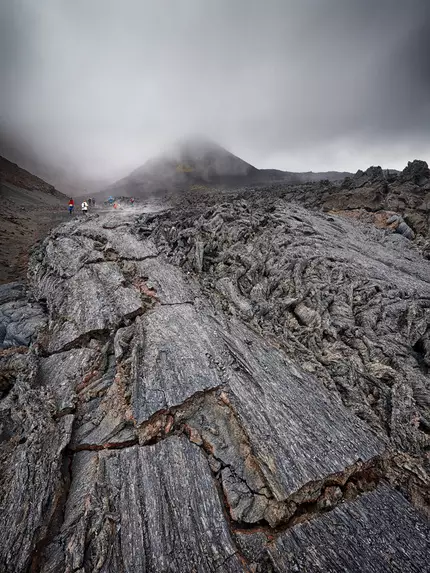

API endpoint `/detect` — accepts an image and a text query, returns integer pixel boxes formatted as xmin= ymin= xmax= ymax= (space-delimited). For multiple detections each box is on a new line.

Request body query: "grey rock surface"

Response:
xmin=322 ymin=160 xmax=430 ymax=236
xmin=40 ymin=438 xmax=246 ymax=573
xmin=30 ymin=255 xmax=143 ymax=353
xmin=0 ymin=189 xmax=429 ymax=572
xmin=221 ymin=319 xmax=384 ymax=501
xmin=131 ymin=304 xmax=225 ymax=424
xmin=150 ymin=193 xmax=430 ymax=486
xmin=263 ymin=485 xmax=430 ymax=573
xmin=0 ymin=282 xmax=45 ymax=348
xmin=0 ymin=352 xmax=74 ymax=573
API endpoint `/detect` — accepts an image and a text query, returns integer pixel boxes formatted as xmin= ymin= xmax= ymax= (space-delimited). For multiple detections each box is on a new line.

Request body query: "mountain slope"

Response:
xmin=102 ymin=137 xmax=351 ymax=199
xmin=104 ymin=137 xmax=258 ymax=197
xmin=0 ymin=155 xmax=64 ymax=197
xmin=0 ymin=156 xmax=69 ymax=283
xmin=0 ymin=129 xmax=111 ymax=196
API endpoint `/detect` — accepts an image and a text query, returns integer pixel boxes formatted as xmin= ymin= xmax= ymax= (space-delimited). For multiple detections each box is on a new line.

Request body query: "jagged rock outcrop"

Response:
xmin=346 ymin=166 xmax=386 ymax=188
xmin=0 ymin=191 xmax=429 ymax=572
xmin=320 ymin=160 xmax=430 ymax=237
xmin=400 ymin=160 xmax=430 ymax=186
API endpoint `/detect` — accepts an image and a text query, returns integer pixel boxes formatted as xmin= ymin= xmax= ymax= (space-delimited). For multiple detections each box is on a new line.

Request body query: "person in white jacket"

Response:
xmin=81 ymin=200 xmax=89 ymax=214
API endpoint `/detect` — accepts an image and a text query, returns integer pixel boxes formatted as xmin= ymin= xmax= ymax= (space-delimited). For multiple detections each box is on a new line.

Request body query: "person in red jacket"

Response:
xmin=68 ymin=198 xmax=74 ymax=214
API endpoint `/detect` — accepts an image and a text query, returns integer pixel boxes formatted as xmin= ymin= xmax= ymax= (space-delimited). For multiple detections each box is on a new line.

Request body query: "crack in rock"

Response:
xmin=1 ymin=194 xmax=429 ymax=572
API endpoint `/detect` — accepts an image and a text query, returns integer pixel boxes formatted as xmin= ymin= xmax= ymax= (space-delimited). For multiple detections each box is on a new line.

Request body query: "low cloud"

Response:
xmin=1 ymin=0 xmax=429 ymax=181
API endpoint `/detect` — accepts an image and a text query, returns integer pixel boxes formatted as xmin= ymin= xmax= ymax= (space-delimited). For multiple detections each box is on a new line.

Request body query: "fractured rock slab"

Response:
xmin=0 ymin=354 xmax=74 ymax=573
xmin=221 ymin=319 xmax=385 ymax=501
xmin=38 ymin=347 xmax=98 ymax=414
xmin=35 ymin=261 xmax=143 ymax=353
xmin=131 ymin=304 xmax=225 ymax=424
xmin=40 ymin=437 xmax=246 ymax=573
xmin=129 ymin=292 xmax=384 ymax=510
xmin=75 ymin=218 xmax=158 ymax=260
xmin=135 ymin=256 xmax=197 ymax=304
xmin=2 ymin=199 xmax=428 ymax=572
xmin=264 ymin=485 xmax=430 ymax=572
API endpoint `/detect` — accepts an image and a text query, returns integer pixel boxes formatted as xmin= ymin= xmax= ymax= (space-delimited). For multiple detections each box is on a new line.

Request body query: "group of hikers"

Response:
xmin=68 ymin=195 xmax=136 ymax=215
xmin=106 ymin=196 xmax=135 ymax=208
xmin=68 ymin=197 xmax=96 ymax=215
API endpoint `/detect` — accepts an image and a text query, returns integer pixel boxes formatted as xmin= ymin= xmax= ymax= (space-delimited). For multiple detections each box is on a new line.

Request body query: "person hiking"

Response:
xmin=81 ymin=200 xmax=89 ymax=215
xmin=68 ymin=198 xmax=74 ymax=214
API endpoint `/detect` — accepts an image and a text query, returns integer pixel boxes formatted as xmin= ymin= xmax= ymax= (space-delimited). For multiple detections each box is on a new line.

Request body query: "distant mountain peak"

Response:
xmin=128 ymin=137 xmax=257 ymax=184
xmin=103 ymin=136 xmax=352 ymax=198
xmin=164 ymin=135 xmax=252 ymax=166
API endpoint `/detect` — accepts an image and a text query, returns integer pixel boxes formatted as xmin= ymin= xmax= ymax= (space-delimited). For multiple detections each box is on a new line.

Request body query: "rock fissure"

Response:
xmin=39 ymin=328 xmax=111 ymax=357
xmin=68 ymin=437 xmax=139 ymax=453
xmin=2 ymin=180 xmax=430 ymax=572
xmin=29 ymin=449 xmax=74 ymax=572
xmin=160 ymin=300 xmax=195 ymax=306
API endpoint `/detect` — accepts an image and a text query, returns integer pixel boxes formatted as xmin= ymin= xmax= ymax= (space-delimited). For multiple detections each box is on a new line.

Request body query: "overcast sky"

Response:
xmin=1 ymin=0 xmax=429 ymax=181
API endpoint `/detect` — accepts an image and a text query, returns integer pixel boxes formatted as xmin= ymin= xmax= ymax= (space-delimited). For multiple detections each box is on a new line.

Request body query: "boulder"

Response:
xmin=400 ymin=160 xmax=430 ymax=186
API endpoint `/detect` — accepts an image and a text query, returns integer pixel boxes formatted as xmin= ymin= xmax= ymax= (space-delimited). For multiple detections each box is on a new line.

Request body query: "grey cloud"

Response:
xmin=0 ymin=0 xmax=429 ymax=181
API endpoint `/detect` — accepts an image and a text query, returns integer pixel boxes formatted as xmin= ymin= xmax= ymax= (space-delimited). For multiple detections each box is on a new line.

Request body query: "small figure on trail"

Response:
xmin=88 ymin=198 xmax=92 ymax=207
xmin=92 ymin=197 xmax=96 ymax=207
xmin=68 ymin=198 xmax=74 ymax=214
xmin=130 ymin=197 xmax=135 ymax=207
xmin=81 ymin=200 xmax=89 ymax=214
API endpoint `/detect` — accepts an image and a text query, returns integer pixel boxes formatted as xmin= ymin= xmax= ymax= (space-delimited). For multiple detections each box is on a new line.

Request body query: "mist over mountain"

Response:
xmin=103 ymin=136 xmax=351 ymax=199
xmin=1 ymin=1 xmax=429 ymax=180
xmin=0 ymin=128 xmax=110 ymax=195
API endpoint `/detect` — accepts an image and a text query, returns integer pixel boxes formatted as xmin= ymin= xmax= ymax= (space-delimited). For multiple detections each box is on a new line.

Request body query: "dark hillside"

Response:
xmin=0 ymin=156 xmax=68 ymax=283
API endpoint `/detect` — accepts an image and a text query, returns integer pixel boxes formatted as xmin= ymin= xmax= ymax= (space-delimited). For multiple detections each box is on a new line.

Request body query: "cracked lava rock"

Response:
xmin=0 ymin=186 xmax=429 ymax=572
